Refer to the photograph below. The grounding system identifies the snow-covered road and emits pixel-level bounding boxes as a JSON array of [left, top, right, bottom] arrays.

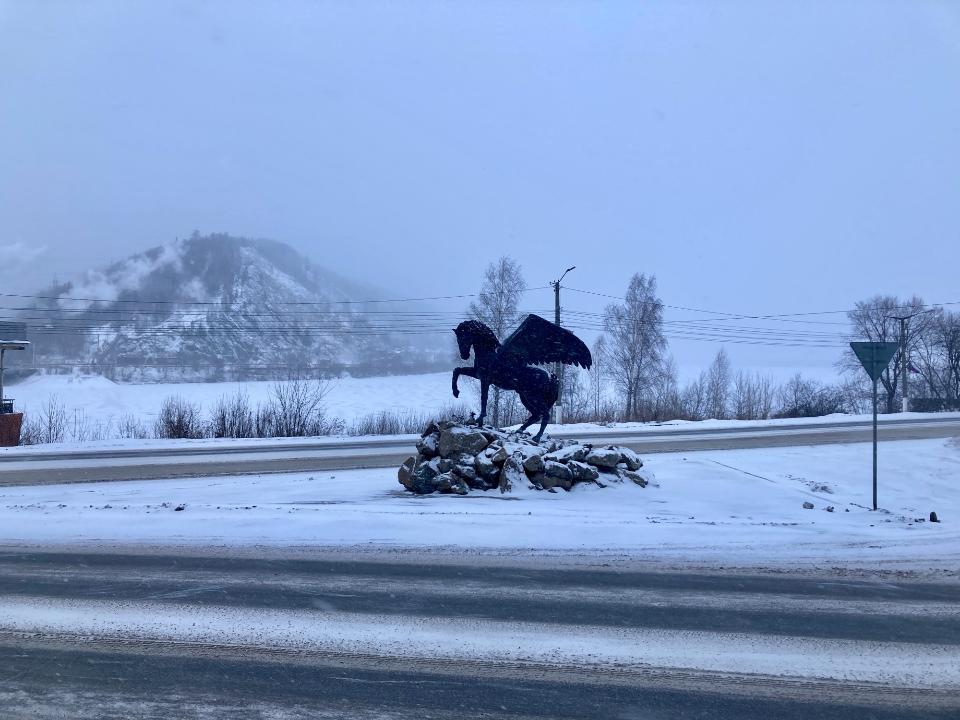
[[1, 551, 957, 718], [4, 596, 956, 687], [3, 413, 959, 487]]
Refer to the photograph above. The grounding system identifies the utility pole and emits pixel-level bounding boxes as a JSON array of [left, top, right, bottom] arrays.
[[887, 311, 926, 413], [872, 371, 878, 509], [898, 316, 908, 413], [551, 266, 576, 424]]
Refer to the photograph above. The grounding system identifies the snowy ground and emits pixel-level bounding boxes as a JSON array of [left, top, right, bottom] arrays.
[[7, 372, 466, 429], [1, 438, 957, 573]]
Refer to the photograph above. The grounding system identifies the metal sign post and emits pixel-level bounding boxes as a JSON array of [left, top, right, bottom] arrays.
[[850, 341, 899, 510]]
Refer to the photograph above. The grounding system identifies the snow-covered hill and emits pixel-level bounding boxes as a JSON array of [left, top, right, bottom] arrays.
[[22, 233, 445, 381]]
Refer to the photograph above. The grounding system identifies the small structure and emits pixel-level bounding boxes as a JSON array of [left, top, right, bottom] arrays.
[[0, 322, 29, 446]]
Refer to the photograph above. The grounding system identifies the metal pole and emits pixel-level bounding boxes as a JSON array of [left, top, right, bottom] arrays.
[[553, 280, 563, 424], [872, 376, 878, 511], [0, 347, 5, 411], [900, 317, 908, 413], [554, 280, 561, 325], [550, 266, 575, 426]]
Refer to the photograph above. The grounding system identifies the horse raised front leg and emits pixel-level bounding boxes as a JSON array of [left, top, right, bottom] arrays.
[[452, 366, 478, 398]]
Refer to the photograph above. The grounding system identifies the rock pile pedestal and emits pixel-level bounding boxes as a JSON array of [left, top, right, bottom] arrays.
[[398, 420, 648, 495]]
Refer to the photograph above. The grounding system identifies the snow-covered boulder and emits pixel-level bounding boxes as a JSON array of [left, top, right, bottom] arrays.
[[567, 460, 600, 483], [398, 420, 651, 495], [522, 453, 545, 474], [439, 426, 490, 457], [498, 455, 526, 494], [584, 446, 621, 469], [619, 448, 644, 472]]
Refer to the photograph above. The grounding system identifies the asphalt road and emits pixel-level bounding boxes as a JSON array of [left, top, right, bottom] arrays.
[[1, 415, 958, 486], [1, 550, 957, 719]]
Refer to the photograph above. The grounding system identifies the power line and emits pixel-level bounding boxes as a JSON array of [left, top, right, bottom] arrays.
[[564, 286, 746, 318], [0, 287, 553, 308], [5, 284, 956, 352], [565, 287, 960, 323]]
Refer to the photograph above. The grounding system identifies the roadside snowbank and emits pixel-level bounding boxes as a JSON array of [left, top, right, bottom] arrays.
[[1, 438, 957, 571]]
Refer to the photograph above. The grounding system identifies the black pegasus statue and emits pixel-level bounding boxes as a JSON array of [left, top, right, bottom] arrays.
[[452, 314, 592, 441]]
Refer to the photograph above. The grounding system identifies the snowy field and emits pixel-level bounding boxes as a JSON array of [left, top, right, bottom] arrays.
[[7, 366, 842, 431], [8, 372, 464, 428], [1, 438, 957, 573]]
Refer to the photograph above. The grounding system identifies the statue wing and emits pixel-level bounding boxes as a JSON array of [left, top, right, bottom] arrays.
[[499, 314, 592, 370]]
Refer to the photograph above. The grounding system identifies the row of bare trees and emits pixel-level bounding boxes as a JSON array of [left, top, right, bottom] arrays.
[[465, 260, 960, 424], [563, 345, 847, 423], [842, 295, 960, 413], [466, 258, 861, 425]]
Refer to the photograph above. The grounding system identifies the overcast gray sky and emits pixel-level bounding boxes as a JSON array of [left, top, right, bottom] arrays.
[[1, 0, 958, 373]]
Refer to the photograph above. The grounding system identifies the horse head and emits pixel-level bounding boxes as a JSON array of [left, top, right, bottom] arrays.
[[453, 320, 499, 360]]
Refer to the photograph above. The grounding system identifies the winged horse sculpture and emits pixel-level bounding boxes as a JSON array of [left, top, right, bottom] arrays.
[[452, 314, 592, 441]]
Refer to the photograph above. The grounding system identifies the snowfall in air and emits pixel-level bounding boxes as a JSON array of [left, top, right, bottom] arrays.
[[1, 438, 957, 574]]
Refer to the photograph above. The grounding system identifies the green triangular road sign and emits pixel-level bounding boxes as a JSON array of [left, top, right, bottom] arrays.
[[850, 341, 899, 382]]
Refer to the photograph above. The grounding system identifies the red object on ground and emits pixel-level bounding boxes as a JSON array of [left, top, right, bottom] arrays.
[[0, 413, 22, 447]]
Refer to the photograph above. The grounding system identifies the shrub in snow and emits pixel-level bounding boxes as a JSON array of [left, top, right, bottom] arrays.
[[205, 379, 344, 439], [259, 378, 343, 438], [349, 402, 469, 436], [116, 413, 150, 440], [68, 411, 113, 442], [19, 395, 68, 445], [155, 395, 207, 440], [210, 390, 256, 439]]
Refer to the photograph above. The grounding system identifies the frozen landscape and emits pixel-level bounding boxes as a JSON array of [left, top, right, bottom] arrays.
[[8, 365, 843, 434], [9, 371, 467, 430], [3, 2, 959, 715], [2, 436, 956, 574]]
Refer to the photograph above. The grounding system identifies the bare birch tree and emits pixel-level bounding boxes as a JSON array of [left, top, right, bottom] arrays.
[[589, 335, 608, 418], [468, 256, 527, 426], [651, 356, 682, 421], [732, 371, 775, 420], [935, 311, 960, 402], [680, 371, 708, 420], [912, 309, 960, 404], [603, 273, 666, 421], [705, 348, 732, 419]]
